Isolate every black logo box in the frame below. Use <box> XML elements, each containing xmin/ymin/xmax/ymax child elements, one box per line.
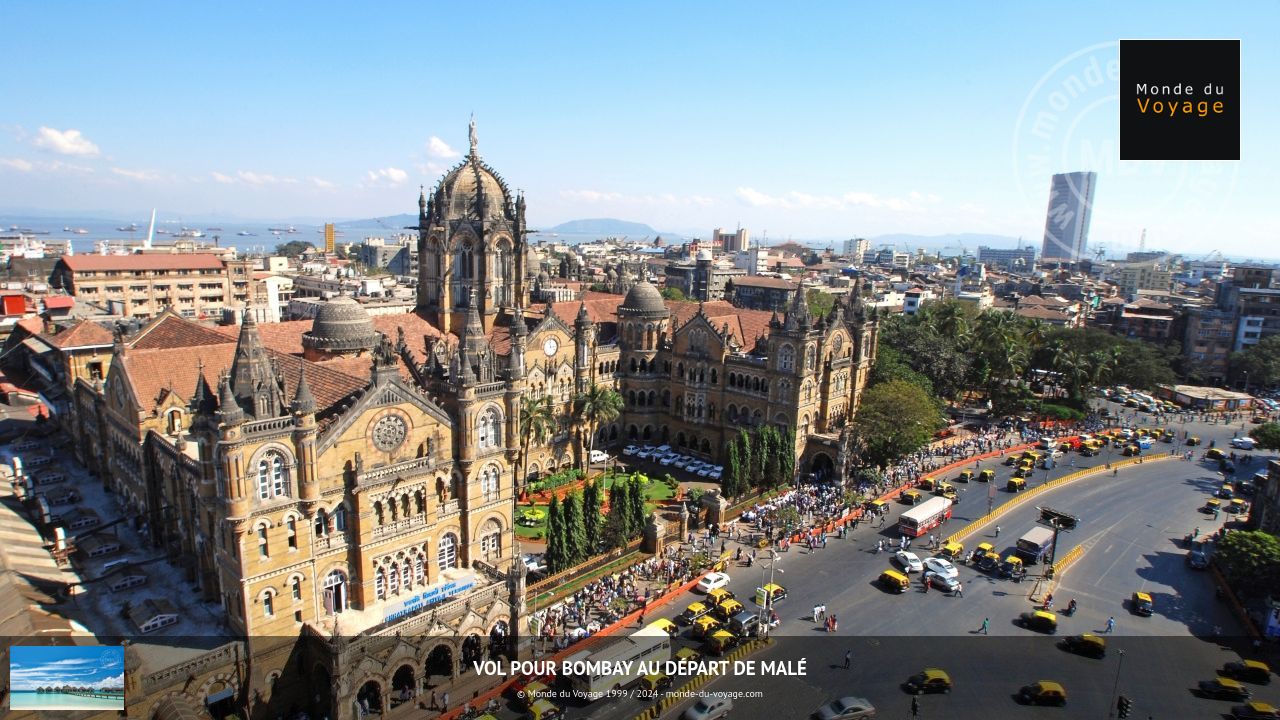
<box><xmin>1120</xmin><ymin>39</ymin><xmax>1239</xmax><ymax>160</ymax></box>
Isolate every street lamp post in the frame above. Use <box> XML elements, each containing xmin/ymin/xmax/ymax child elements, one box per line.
<box><xmin>1107</xmin><ymin>648</ymin><xmax>1125</xmax><ymax>719</ymax></box>
<box><xmin>757</xmin><ymin>551</ymin><xmax>781</xmax><ymax>637</ymax></box>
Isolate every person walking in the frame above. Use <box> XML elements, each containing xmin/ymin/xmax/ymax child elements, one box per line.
<box><xmin>980</xmin><ymin>617</ymin><xmax>989</xmax><ymax>634</ymax></box>
<box><xmin>843</xmin><ymin>650</ymin><xmax>851</xmax><ymax>669</ymax></box>
<box><xmin>955</xmin><ymin>581</ymin><xmax>963</xmax><ymax>598</ymax></box>
<box><xmin>430</xmin><ymin>691</ymin><xmax>437</xmax><ymax>711</ymax></box>
<box><xmin>994</xmin><ymin>525</ymin><xmax>1001</xmax><ymax>538</ymax></box>
<box><xmin>813</xmin><ymin>605</ymin><xmax>821</xmax><ymax>623</ymax></box>
<box><xmin>1105</xmin><ymin>616</ymin><xmax>1115</xmax><ymax>633</ymax></box>
<box><xmin>441</xmin><ymin>691</ymin><xmax>450</xmax><ymax>713</ymax></box>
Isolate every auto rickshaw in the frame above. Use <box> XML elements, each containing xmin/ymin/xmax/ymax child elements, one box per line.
<box><xmin>1001</xmin><ymin>554</ymin><xmax>1025</xmax><ymax>579</ymax></box>
<box><xmin>936</xmin><ymin>483</ymin><xmax>958</xmax><ymax>500</ymax></box>
<box><xmin>1012</xmin><ymin>466</ymin><xmax>1032</xmax><ymax>479</ymax></box>
<box><xmin>957</xmin><ymin>469</ymin><xmax>974</xmax><ymax>483</ymax></box>
<box><xmin>706</xmin><ymin>587</ymin><xmax>735</xmax><ymax>606</ymax></box>
<box><xmin>1206</xmin><ymin>447</ymin><xmax>1226</xmax><ymax>460</ymax></box>
<box><xmin>705</xmin><ymin>628</ymin><xmax>740</xmax><ymax>655</ymax></box>
<box><xmin>520</xmin><ymin>682</ymin><xmax>551</xmax><ymax>710</ymax></box>
<box><xmin>1007</xmin><ymin>477</ymin><xmax>1027</xmax><ymax>492</ymax></box>
<box><xmin>867</xmin><ymin>499</ymin><xmax>887</xmax><ymax>516</ymax></box>
<box><xmin>690</xmin><ymin>614</ymin><xmax>722</xmax><ymax>639</ymax></box>
<box><xmin>1004</xmin><ymin>454</ymin><xmax>1021</xmax><ymax>466</ymax></box>
<box><xmin>1222</xmin><ymin>659</ymin><xmax>1272</xmax><ymax>684</ymax></box>
<box><xmin>756</xmin><ymin>583</ymin><xmax>787</xmax><ymax>606</ymax></box>
<box><xmin>918</xmin><ymin>477</ymin><xmax>937</xmax><ymax>492</ymax></box>
<box><xmin>901</xmin><ymin>489</ymin><xmax>923</xmax><ymax>505</ymax></box>
<box><xmin>1229</xmin><ymin>498</ymin><xmax>1249</xmax><ymax>514</ymax></box>
<box><xmin>648</xmin><ymin>618</ymin><xmax>680</xmax><ymax>636</ymax></box>
<box><xmin>681</xmin><ymin>601</ymin><xmax>711</xmax><ymax>623</ymax></box>
<box><xmin>1161</xmin><ymin>431</ymin><xmax>1175</xmax><ymax>443</ymax></box>
<box><xmin>1131</xmin><ymin>591</ymin><xmax>1154</xmax><ymax>616</ymax></box>
<box><xmin>525</xmin><ymin>698</ymin><xmax>565</xmax><ymax>720</ymax></box>
<box><xmin>714</xmin><ymin>598</ymin><xmax>745</xmax><ymax>622</ymax></box>
<box><xmin>1217</xmin><ymin>484</ymin><xmax>1235</xmax><ymax>499</ymax></box>
<box><xmin>939</xmin><ymin>540</ymin><xmax>964</xmax><ymax>560</ymax></box>
<box><xmin>1187</xmin><ymin>436</ymin><xmax>1201</xmax><ymax>446</ymax></box>
<box><xmin>1060</xmin><ymin>633</ymin><xmax>1106</xmax><ymax>658</ymax></box>
<box><xmin>977</xmin><ymin>551</ymin><xmax>1001</xmax><ymax>573</ymax></box>
<box><xmin>674</xmin><ymin>646</ymin><xmax>702</xmax><ymax>664</ymax></box>
<box><xmin>1123</xmin><ymin>444</ymin><xmax>1141</xmax><ymax>456</ymax></box>
<box><xmin>635</xmin><ymin>672</ymin><xmax>673</xmax><ymax>694</ymax></box>
<box><xmin>1203</xmin><ymin>499</ymin><xmax>1223</xmax><ymax>514</ymax></box>
<box><xmin>978</xmin><ymin>469</ymin><xmax>996</xmax><ymax>482</ymax></box>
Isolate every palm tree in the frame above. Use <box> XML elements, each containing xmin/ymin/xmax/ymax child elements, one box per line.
<box><xmin>517</xmin><ymin>394</ymin><xmax>555</xmax><ymax>491</ymax></box>
<box><xmin>929</xmin><ymin>300</ymin><xmax>972</xmax><ymax>344</ymax></box>
<box><xmin>573</xmin><ymin>384</ymin><xmax>624</xmax><ymax>473</ymax></box>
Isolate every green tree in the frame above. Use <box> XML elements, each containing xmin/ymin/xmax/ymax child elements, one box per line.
<box><xmin>562</xmin><ymin>490</ymin><xmax>587</xmax><ymax>566</ymax></box>
<box><xmin>852</xmin><ymin>379</ymin><xmax>945</xmax><ymax>469</ymax></box>
<box><xmin>604</xmin><ymin>481</ymin><xmax>630</xmax><ymax>549</ymax></box>
<box><xmin>878</xmin><ymin>314</ymin><xmax>971</xmax><ymax>399</ymax></box>
<box><xmin>545</xmin><ymin>495</ymin><xmax>567</xmax><ymax>573</ymax></box>
<box><xmin>750</xmin><ymin>427</ymin><xmax>769</xmax><ymax>488</ymax></box>
<box><xmin>779</xmin><ymin>426</ymin><xmax>796</xmax><ymax>485</ymax></box>
<box><xmin>626</xmin><ymin>475</ymin><xmax>646</xmax><ymax>539</ymax></box>
<box><xmin>582</xmin><ymin>481</ymin><xmax>603</xmax><ymax>554</ymax></box>
<box><xmin>1230</xmin><ymin>335</ymin><xmax>1280</xmax><ymax>388</ymax></box>
<box><xmin>869</xmin><ymin>345</ymin><xmax>936</xmax><ymax>396</ymax></box>
<box><xmin>1249</xmin><ymin>422</ymin><xmax>1280</xmax><ymax>451</ymax></box>
<box><xmin>738</xmin><ymin>429</ymin><xmax>754</xmax><ymax>494</ymax></box>
<box><xmin>574</xmin><ymin>384</ymin><xmax>625</xmax><ymax>471</ymax></box>
<box><xmin>274</xmin><ymin>240</ymin><xmax>315</xmax><ymax>257</ymax></box>
<box><xmin>723</xmin><ymin>438</ymin><xmax>744</xmax><ymax>500</ymax></box>
<box><xmin>806</xmin><ymin>289</ymin><xmax>835</xmax><ymax>318</ymax></box>
<box><xmin>1214</xmin><ymin>530</ymin><xmax>1280</xmax><ymax>599</ymax></box>
<box><xmin>517</xmin><ymin>394</ymin><xmax>556</xmax><ymax>490</ymax></box>
<box><xmin>660</xmin><ymin>286</ymin><xmax>686</xmax><ymax>301</ymax></box>
<box><xmin>762</xmin><ymin>425</ymin><xmax>782</xmax><ymax>487</ymax></box>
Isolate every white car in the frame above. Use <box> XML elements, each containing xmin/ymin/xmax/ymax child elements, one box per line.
<box><xmin>923</xmin><ymin>557</ymin><xmax>958</xmax><ymax>579</ymax></box>
<box><xmin>659</xmin><ymin>454</ymin><xmax>679</xmax><ymax>466</ymax></box>
<box><xmin>589</xmin><ymin>450</ymin><xmax>609</xmax><ymax>464</ymax></box>
<box><xmin>709</xmin><ymin>467</ymin><xmax>723</xmax><ymax>480</ymax></box>
<box><xmin>636</xmin><ymin>448</ymin><xmax>654</xmax><ymax>460</ymax></box>
<box><xmin>686</xmin><ymin>461</ymin><xmax>706</xmax><ymax>473</ymax></box>
<box><xmin>656</xmin><ymin>444</ymin><xmax>672</xmax><ymax>454</ymax></box>
<box><xmin>696</xmin><ymin>572</ymin><xmax>731</xmax><ymax>593</ymax></box>
<box><xmin>697</xmin><ymin>465</ymin><xmax>716</xmax><ymax>478</ymax></box>
<box><xmin>673</xmin><ymin>456</ymin><xmax>691</xmax><ymax>469</ymax></box>
<box><xmin>815</xmin><ymin>696</ymin><xmax>877</xmax><ymax>720</ymax></box>
<box><xmin>894</xmin><ymin>551</ymin><xmax>923</xmax><ymax>573</ymax></box>
<box><xmin>683</xmin><ymin>696</ymin><xmax>733</xmax><ymax>720</ymax></box>
<box><xmin>1230</xmin><ymin>437</ymin><xmax>1256</xmax><ymax>450</ymax></box>
<box><xmin>622</xmin><ymin>445</ymin><xmax>639</xmax><ymax>456</ymax></box>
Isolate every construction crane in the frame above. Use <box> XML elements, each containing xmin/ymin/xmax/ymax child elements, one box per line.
<box><xmin>1093</xmin><ymin>245</ymin><xmax>1107</xmax><ymax>262</ymax></box>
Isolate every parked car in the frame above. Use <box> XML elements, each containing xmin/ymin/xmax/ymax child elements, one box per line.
<box><xmin>1199</xmin><ymin>677</ymin><xmax>1253</xmax><ymax>701</ymax></box>
<box><xmin>589</xmin><ymin>450</ymin><xmax>609</xmax><ymax>464</ymax></box>
<box><xmin>622</xmin><ymin>445</ymin><xmax>640</xmax><ymax>456</ymax></box>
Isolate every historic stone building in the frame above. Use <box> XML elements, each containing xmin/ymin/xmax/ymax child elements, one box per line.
<box><xmin>12</xmin><ymin>123</ymin><xmax>876</xmax><ymax>720</ymax></box>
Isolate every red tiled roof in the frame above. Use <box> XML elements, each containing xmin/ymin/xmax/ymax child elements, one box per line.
<box><xmin>129</xmin><ymin>313</ymin><xmax>236</xmax><ymax>350</ymax></box>
<box><xmin>44</xmin><ymin>320</ymin><xmax>114</xmax><ymax>349</ymax></box>
<box><xmin>212</xmin><ymin>319</ymin><xmax>310</xmax><ymax>354</ymax></box>
<box><xmin>1015</xmin><ymin>305</ymin><xmax>1070</xmax><ymax>321</ymax></box>
<box><xmin>15</xmin><ymin>317</ymin><xmax>43</xmax><ymax>335</ymax></box>
<box><xmin>732</xmin><ymin>276</ymin><xmax>796</xmax><ymax>290</ymax></box>
<box><xmin>545</xmin><ymin>292</ymin><xmax>626</xmax><ymax>325</ymax></box>
<box><xmin>43</xmin><ymin>296</ymin><xmax>75</xmax><ymax>310</ymax></box>
<box><xmin>60</xmin><ymin>253</ymin><xmax>225</xmax><ymax>272</ymax></box>
<box><xmin>668</xmin><ymin>300</ymin><xmax>773</xmax><ymax>349</ymax></box>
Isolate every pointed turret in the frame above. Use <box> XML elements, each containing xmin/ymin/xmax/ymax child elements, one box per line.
<box><xmin>191</xmin><ymin>363</ymin><xmax>217</xmax><ymax>415</ymax></box>
<box><xmin>229</xmin><ymin>311</ymin><xmax>286</xmax><ymax>419</ymax></box>
<box><xmin>291</xmin><ymin>362</ymin><xmax>316</xmax><ymax>415</ymax></box>
<box><xmin>217</xmin><ymin>375</ymin><xmax>244</xmax><ymax>427</ymax></box>
<box><xmin>784</xmin><ymin>284</ymin><xmax>812</xmax><ymax>332</ymax></box>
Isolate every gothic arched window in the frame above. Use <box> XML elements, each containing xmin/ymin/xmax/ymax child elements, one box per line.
<box><xmin>480</xmin><ymin>519</ymin><xmax>502</xmax><ymax>560</ymax></box>
<box><xmin>778</xmin><ymin>344</ymin><xmax>795</xmax><ymax>372</ymax></box>
<box><xmin>477</xmin><ymin>407</ymin><xmax>501</xmax><ymax>450</ymax></box>
<box><xmin>256</xmin><ymin>452</ymin><xmax>290</xmax><ymax>500</ymax></box>
<box><xmin>438</xmin><ymin>533</ymin><xmax>459</xmax><ymax>571</ymax></box>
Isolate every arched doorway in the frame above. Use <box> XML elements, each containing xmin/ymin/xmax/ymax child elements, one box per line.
<box><xmin>322</xmin><ymin>570</ymin><xmax>347</xmax><ymax>613</ymax></box>
<box><xmin>424</xmin><ymin>644</ymin><xmax>454</xmax><ymax>685</ymax></box>
<box><xmin>390</xmin><ymin>665</ymin><xmax>416</xmax><ymax>708</ymax></box>
<box><xmin>489</xmin><ymin>620</ymin><xmax>510</xmax><ymax>659</ymax></box>
<box><xmin>356</xmin><ymin>680</ymin><xmax>382</xmax><ymax>716</ymax></box>
<box><xmin>204</xmin><ymin>680</ymin><xmax>235</xmax><ymax>720</ymax></box>
<box><xmin>461</xmin><ymin>633</ymin><xmax>484</xmax><ymax>670</ymax></box>
<box><xmin>809</xmin><ymin>453</ymin><xmax>835</xmax><ymax>483</ymax></box>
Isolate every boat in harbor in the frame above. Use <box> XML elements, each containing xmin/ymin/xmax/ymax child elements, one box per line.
<box><xmin>206</xmin><ymin>227</ymin><xmax>223</xmax><ymax>232</ymax></box>
<box><xmin>116</xmin><ymin>223</ymin><xmax>139</xmax><ymax>232</ymax></box>
<box><xmin>237</xmin><ymin>230</ymin><xmax>257</xmax><ymax>236</ymax></box>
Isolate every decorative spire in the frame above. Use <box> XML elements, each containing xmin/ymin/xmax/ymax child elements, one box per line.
<box><xmin>576</xmin><ymin>299</ymin><xmax>590</xmax><ymax>326</ymax></box>
<box><xmin>217</xmin><ymin>374</ymin><xmax>244</xmax><ymax>427</ymax></box>
<box><xmin>229</xmin><ymin>310</ymin><xmax>285</xmax><ymax>419</ymax></box>
<box><xmin>511</xmin><ymin>305</ymin><xmax>528</xmax><ymax>338</ymax></box>
<box><xmin>464</xmin><ymin>287</ymin><xmax>484</xmax><ymax>339</ymax></box>
<box><xmin>291</xmin><ymin>359</ymin><xmax>316</xmax><ymax>415</ymax></box>
<box><xmin>418</xmin><ymin>185</ymin><xmax>427</xmax><ymax>216</ymax></box>
<box><xmin>191</xmin><ymin>360</ymin><xmax>216</xmax><ymax>414</ymax></box>
<box><xmin>468</xmin><ymin>114</ymin><xmax>478</xmax><ymax>156</ymax></box>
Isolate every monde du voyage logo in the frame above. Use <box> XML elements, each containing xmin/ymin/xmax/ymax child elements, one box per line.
<box><xmin>1120</xmin><ymin>39</ymin><xmax>1240</xmax><ymax>160</ymax></box>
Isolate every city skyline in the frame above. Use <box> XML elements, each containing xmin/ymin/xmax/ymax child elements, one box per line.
<box><xmin>0</xmin><ymin>2</ymin><xmax>1275</xmax><ymax>256</ymax></box>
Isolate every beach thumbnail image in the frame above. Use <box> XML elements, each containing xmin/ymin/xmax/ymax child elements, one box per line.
<box><xmin>8</xmin><ymin>645</ymin><xmax>126</xmax><ymax>711</ymax></box>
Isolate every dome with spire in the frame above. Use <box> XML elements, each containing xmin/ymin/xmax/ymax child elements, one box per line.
<box><xmin>303</xmin><ymin>296</ymin><xmax>378</xmax><ymax>356</ymax></box>
<box><xmin>621</xmin><ymin>280</ymin><xmax>666</xmax><ymax>314</ymax></box>
<box><xmin>427</xmin><ymin>120</ymin><xmax>516</xmax><ymax>225</ymax></box>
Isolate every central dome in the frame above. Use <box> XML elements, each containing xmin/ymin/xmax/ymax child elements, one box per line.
<box><xmin>303</xmin><ymin>296</ymin><xmax>378</xmax><ymax>356</ymax></box>
<box><xmin>432</xmin><ymin>151</ymin><xmax>515</xmax><ymax>224</ymax></box>
<box><xmin>621</xmin><ymin>280</ymin><xmax>666</xmax><ymax>313</ymax></box>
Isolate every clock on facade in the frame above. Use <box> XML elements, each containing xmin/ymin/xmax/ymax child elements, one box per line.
<box><xmin>543</xmin><ymin>337</ymin><xmax>559</xmax><ymax>356</ymax></box>
<box><xmin>372</xmin><ymin>415</ymin><xmax>408</xmax><ymax>451</ymax></box>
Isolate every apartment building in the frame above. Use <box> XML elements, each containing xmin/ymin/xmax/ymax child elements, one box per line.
<box><xmin>50</xmin><ymin>254</ymin><xmax>255</xmax><ymax>320</ymax></box>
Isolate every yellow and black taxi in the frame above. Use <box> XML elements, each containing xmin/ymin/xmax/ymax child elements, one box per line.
<box><xmin>1187</xmin><ymin>436</ymin><xmax>1202</xmax><ymax>446</ymax></box>
<box><xmin>704</xmin><ymin>628</ymin><xmax>740</xmax><ymax>655</ymax></box>
<box><xmin>939</xmin><ymin>540</ymin><xmax>964</xmax><ymax>560</ymax></box>
<box><xmin>918</xmin><ymin>477</ymin><xmax>938</xmax><ymax>492</ymax></box>
<box><xmin>756</xmin><ymin>583</ymin><xmax>788</xmax><ymax>605</ymax></box>
<box><xmin>690</xmin><ymin>614</ymin><xmax>722</xmax><ymax>639</ymax></box>
<box><xmin>519</xmin><ymin>682</ymin><xmax>553</xmax><ymax>709</ymax></box>
<box><xmin>1131</xmin><ymin>591</ymin><xmax>1154</xmax><ymax>617</ymax></box>
<box><xmin>1198</xmin><ymin>676</ymin><xmax>1252</xmax><ymax>701</ymax></box>
<box><xmin>525</xmin><ymin>698</ymin><xmax>565</xmax><ymax>720</ymax></box>
<box><xmin>1004</xmin><ymin>453</ymin><xmax>1022</xmax><ymax>466</ymax></box>
<box><xmin>1007</xmin><ymin>477</ymin><xmax>1028</xmax><ymax>491</ymax></box>
<box><xmin>1218</xmin><ymin>484</ymin><xmax>1236</xmax><ymax>499</ymax></box>
<box><xmin>957</xmin><ymin>469</ymin><xmax>974</xmax><ymax>483</ymax></box>
<box><xmin>1206</xmin><ymin>447</ymin><xmax>1226</xmax><ymax>460</ymax></box>
<box><xmin>1122</xmin><ymin>444</ymin><xmax>1141</xmax><ymax>456</ymax></box>
<box><xmin>713</xmin><ymin>598</ymin><xmax>745</xmax><ymax>622</ymax></box>
<box><xmin>879</xmin><ymin>568</ymin><xmax>910</xmax><ymax>593</ymax></box>
<box><xmin>1223</xmin><ymin>660</ymin><xmax>1273</xmax><ymax>685</ymax></box>
<box><xmin>674</xmin><ymin>646</ymin><xmax>702</xmax><ymax>664</ymax></box>
<box><xmin>903</xmin><ymin>668</ymin><xmax>952</xmax><ymax>695</ymax></box>
<box><xmin>901</xmin><ymin>489</ymin><xmax>923</xmax><ymax>505</ymax></box>
<box><xmin>936</xmin><ymin>483</ymin><xmax>959</xmax><ymax>501</ymax></box>
<box><xmin>976</xmin><ymin>550</ymin><xmax>1001</xmax><ymax>573</ymax></box>
<box><xmin>1230</xmin><ymin>701</ymin><xmax>1280</xmax><ymax>720</ymax></box>
<box><xmin>1204</xmin><ymin>499</ymin><xmax>1223</xmax><ymax>514</ymax></box>
<box><xmin>636</xmin><ymin>672</ymin><xmax>673</xmax><ymax>694</ymax></box>
<box><xmin>978</xmin><ymin>469</ymin><xmax>996</xmax><ymax>482</ymax></box>
<box><xmin>1017</xmin><ymin>610</ymin><xmax>1058</xmax><ymax>634</ymax></box>
<box><xmin>680</xmin><ymin>601</ymin><xmax>712</xmax><ymax>623</ymax></box>
<box><xmin>1161</xmin><ymin>430</ymin><xmax>1176</xmax><ymax>443</ymax></box>
<box><xmin>706</xmin><ymin>587</ymin><xmax>735</xmax><ymax>607</ymax></box>
<box><xmin>1230</xmin><ymin>498</ymin><xmax>1249</xmax><ymax>514</ymax></box>
<box><xmin>1059</xmin><ymin>633</ymin><xmax>1106</xmax><ymax>658</ymax></box>
<box><xmin>1019</xmin><ymin>680</ymin><xmax>1067</xmax><ymax>706</ymax></box>
<box><xmin>647</xmin><ymin>618</ymin><xmax>680</xmax><ymax>636</ymax></box>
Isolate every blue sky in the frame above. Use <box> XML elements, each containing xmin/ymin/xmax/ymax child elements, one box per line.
<box><xmin>0</xmin><ymin>2</ymin><xmax>1275</xmax><ymax>256</ymax></box>
<box><xmin>9</xmin><ymin>645</ymin><xmax>125</xmax><ymax>690</ymax></box>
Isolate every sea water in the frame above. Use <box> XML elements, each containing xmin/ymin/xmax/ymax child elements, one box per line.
<box><xmin>9</xmin><ymin>691</ymin><xmax>125</xmax><ymax>710</ymax></box>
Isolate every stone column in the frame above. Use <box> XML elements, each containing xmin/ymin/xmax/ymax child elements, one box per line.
<box><xmin>643</xmin><ymin>512</ymin><xmax>665</xmax><ymax>555</ymax></box>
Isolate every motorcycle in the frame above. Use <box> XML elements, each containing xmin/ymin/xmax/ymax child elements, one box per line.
<box><xmin>1065</xmin><ymin>600</ymin><xmax>1078</xmax><ymax>616</ymax></box>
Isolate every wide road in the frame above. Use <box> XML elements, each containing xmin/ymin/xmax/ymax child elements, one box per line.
<box><xmin>492</xmin><ymin>405</ymin><xmax>1273</xmax><ymax>719</ymax></box>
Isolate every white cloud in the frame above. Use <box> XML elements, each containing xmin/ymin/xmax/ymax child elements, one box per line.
<box><xmin>426</xmin><ymin>136</ymin><xmax>460</xmax><ymax>159</ymax></box>
<box><xmin>735</xmin><ymin>187</ymin><xmax>914</xmax><ymax>211</ymax></box>
<box><xmin>33</xmin><ymin>127</ymin><xmax>100</xmax><ymax>156</ymax></box>
<box><xmin>559</xmin><ymin>189</ymin><xmax>714</xmax><ymax>208</ymax></box>
<box><xmin>366</xmin><ymin>167</ymin><xmax>408</xmax><ymax>185</ymax></box>
<box><xmin>111</xmin><ymin>167</ymin><xmax>161</xmax><ymax>181</ymax></box>
<box><xmin>211</xmin><ymin>171</ymin><xmax>235</xmax><ymax>184</ymax></box>
<box><xmin>237</xmin><ymin>170</ymin><xmax>296</xmax><ymax>186</ymax></box>
<box><xmin>417</xmin><ymin>162</ymin><xmax>448</xmax><ymax>177</ymax></box>
<box><xmin>562</xmin><ymin>189</ymin><xmax>623</xmax><ymax>203</ymax></box>
<box><xmin>310</xmin><ymin>177</ymin><xmax>335</xmax><ymax>189</ymax></box>
<box><xmin>0</xmin><ymin>158</ymin><xmax>33</xmax><ymax>171</ymax></box>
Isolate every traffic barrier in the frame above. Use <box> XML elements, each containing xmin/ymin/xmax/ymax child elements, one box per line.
<box><xmin>636</xmin><ymin>638</ymin><xmax>773</xmax><ymax>720</ymax></box>
<box><xmin>945</xmin><ymin>452</ymin><xmax>1176</xmax><ymax>546</ymax></box>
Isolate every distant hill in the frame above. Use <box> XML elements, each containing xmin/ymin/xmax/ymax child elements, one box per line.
<box><xmin>336</xmin><ymin>214</ymin><xmax>416</xmax><ymax>229</ymax></box>
<box><xmin>545</xmin><ymin>218</ymin><xmax>659</xmax><ymax>236</ymax></box>
<box><xmin>871</xmin><ymin>233</ymin><xmax>1026</xmax><ymax>251</ymax></box>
